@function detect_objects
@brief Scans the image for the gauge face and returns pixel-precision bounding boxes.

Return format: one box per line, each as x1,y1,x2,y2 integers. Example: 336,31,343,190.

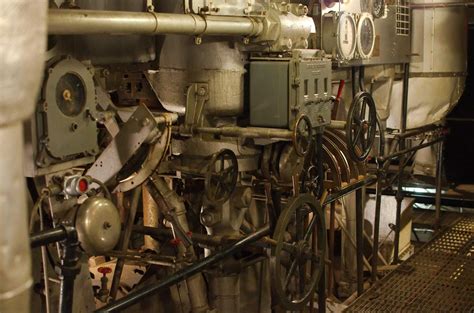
357,14,376,59
56,72,86,117
372,0,385,18
337,13,357,60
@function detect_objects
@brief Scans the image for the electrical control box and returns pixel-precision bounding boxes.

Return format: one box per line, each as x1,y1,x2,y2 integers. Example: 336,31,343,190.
250,50,333,129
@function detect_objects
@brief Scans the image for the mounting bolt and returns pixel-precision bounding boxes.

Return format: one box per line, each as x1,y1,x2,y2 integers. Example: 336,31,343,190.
242,37,250,45
142,117,151,127
197,87,207,96
70,123,78,132
194,36,202,45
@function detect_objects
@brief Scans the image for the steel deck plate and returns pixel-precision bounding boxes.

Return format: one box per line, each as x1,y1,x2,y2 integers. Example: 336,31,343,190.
346,217,474,312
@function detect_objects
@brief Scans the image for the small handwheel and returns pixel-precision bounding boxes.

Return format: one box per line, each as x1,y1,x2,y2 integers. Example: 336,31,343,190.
345,91,377,162
293,115,313,157
271,194,326,310
204,149,238,204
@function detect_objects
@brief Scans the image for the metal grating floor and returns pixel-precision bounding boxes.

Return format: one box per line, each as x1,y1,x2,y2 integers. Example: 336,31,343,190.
347,216,474,312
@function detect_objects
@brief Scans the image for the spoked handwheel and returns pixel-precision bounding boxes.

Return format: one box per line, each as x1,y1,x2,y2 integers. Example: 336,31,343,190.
345,91,377,162
204,149,238,204
293,114,313,157
271,194,326,310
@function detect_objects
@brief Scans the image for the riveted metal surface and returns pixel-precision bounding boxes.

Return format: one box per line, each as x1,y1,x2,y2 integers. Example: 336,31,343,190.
347,217,474,312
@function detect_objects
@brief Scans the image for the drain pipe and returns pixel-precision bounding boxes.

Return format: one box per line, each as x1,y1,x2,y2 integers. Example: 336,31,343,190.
0,1,47,312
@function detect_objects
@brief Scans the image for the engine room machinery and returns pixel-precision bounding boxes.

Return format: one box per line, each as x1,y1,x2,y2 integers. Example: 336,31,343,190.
0,0,468,313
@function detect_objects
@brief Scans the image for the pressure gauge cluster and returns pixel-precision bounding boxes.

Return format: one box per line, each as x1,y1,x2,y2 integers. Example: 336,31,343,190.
322,11,376,62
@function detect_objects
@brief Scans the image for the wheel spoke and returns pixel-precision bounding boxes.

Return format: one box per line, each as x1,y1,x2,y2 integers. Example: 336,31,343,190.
303,214,317,242
284,258,298,290
360,101,367,119
298,260,306,297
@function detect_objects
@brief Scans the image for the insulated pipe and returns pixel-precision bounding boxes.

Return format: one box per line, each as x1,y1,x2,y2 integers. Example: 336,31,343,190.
194,126,293,140
48,9,264,36
0,1,47,313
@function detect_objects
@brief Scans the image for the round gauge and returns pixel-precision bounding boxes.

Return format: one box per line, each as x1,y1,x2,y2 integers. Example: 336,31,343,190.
372,0,385,18
337,13,357,61
56,73,86,117
357,13,376,59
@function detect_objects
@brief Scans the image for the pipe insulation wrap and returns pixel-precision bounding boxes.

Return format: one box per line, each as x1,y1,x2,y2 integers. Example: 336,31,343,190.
0,1,47,312
48,9,264,36
0,1,47,125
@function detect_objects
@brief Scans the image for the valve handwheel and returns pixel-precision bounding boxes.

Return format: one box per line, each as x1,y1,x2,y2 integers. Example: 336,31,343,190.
270,194,326,310
293,115,313,157
345,91,377,162
204,149,238,204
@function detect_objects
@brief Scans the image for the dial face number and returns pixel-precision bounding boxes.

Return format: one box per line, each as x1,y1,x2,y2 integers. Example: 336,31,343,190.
338,14,356,59
358,16,375,57
56,72,86,117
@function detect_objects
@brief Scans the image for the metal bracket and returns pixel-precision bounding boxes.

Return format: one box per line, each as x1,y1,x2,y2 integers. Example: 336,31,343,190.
182,83,209,135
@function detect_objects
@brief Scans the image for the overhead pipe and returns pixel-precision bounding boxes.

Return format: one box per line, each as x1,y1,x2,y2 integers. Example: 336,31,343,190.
48,9,264,36
0,1,47,313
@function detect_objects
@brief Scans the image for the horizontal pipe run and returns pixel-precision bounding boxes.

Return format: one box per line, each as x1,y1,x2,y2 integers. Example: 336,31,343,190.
195,126,293,140
96,225,271,312
30,227,68,248
327,120,346,130
324,175,377,205
411,2,474,8
133,225,225,247
48,9,264,36
393,124,441,140
378,138,443,163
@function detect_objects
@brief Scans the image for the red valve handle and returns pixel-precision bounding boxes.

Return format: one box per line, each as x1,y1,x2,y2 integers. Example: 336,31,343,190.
97,267,112,276
336,79,345,102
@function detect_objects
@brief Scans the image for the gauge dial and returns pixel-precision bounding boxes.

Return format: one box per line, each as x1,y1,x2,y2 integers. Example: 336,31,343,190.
56,73,86,117
357,13,376,59
372,0,385,18
337,13,357,61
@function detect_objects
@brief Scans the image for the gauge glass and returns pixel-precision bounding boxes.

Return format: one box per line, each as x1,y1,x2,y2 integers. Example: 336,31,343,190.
337,13,357,60
357,14,375,58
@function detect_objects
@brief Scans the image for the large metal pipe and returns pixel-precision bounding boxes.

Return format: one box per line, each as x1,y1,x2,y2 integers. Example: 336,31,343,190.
48,9,264,36
0,1,47,313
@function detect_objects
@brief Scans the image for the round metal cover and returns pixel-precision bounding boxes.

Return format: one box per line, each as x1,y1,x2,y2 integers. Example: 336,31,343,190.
356,13,376,59
75,196,121,255
337,12,357,61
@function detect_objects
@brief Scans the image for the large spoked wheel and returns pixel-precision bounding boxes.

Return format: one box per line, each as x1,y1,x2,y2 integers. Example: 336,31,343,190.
271,194,326,310
204,149,238,204
345,91,377,162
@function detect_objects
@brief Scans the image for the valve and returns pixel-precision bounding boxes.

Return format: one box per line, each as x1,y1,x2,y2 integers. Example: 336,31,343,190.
96,266,112,303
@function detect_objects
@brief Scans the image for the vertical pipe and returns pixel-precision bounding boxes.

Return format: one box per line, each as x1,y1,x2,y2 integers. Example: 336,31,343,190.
355,189,364,296
393,161,404,264
39,202,51,313
142,186,160,251
318,265,326,313
393,63,410,264
0,125,33,313
400,63,410,148
371,166,383,282
0,1,46,312
435,141,443,228
328,202,336,297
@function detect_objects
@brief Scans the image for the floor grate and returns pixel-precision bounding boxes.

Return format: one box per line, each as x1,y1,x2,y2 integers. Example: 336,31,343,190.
346,216,474,312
